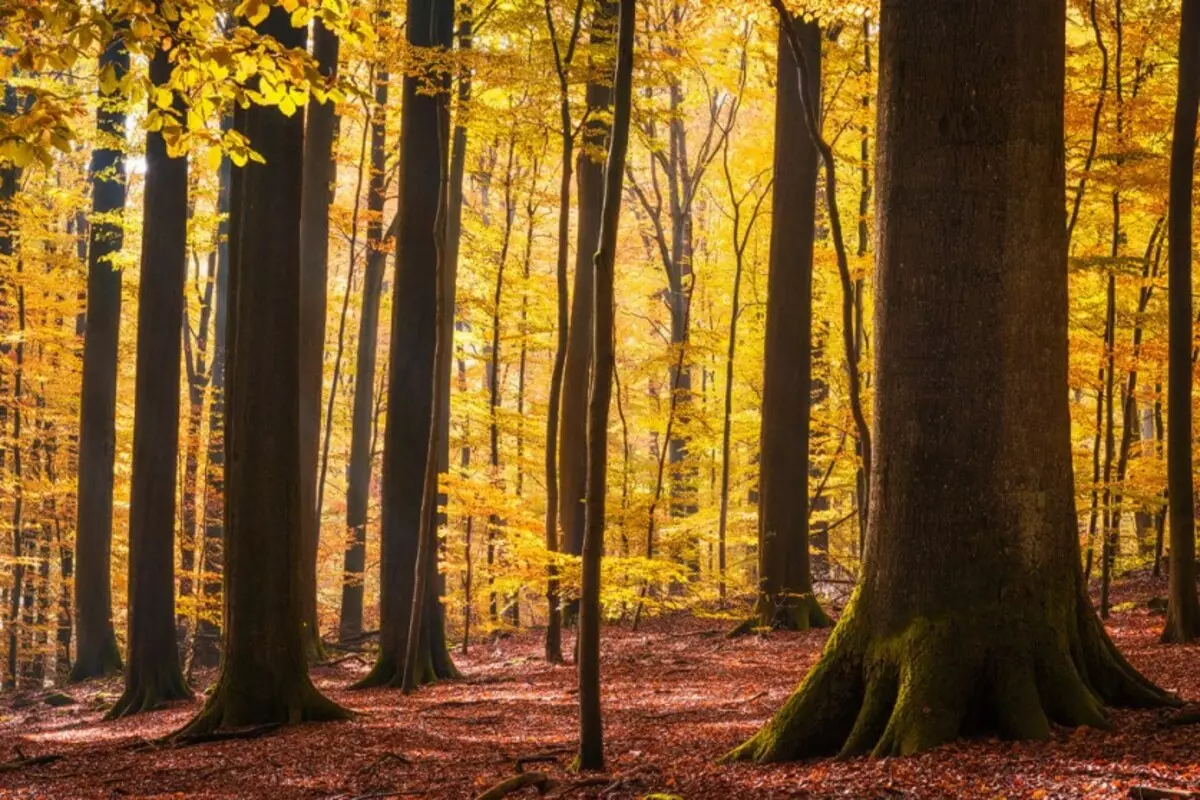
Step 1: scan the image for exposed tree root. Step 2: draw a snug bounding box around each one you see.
[105,673,192,720]
[726,590,1179,762]
[473,771,554,800]
[727,592,831,637]
[0,753,62,772]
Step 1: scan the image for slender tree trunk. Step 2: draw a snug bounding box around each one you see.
[177,6,348,734]
[72,33,128,682]
[560,0,617,561]
[341,52,390,643]
[577,0,634,772]
[298,18,341,663]
[194,123,231,671]
[356,0,457,689]
[5,263,24,688]
[109,32,192,717]
[1163,0,1200,643]
[732,0,1174,762]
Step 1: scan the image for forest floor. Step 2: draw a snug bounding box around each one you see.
[0,573,1198,799]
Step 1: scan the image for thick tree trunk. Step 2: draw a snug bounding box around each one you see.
[577,0,634,772]
[194,124,231,671]
[1163,0,1200,643]
[731,0,1174,761]
[356,0,458,689]
[178,7,348,734]
[340,57,389,644]
[560,0,617,561]
[72,34,128,682]
[298,18,340,663]
[743,18,828,633]
[109,35,191,717]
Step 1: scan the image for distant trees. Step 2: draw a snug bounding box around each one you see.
[731,0,1173,761]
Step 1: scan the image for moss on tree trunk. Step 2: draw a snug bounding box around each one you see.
[732,0,1176,760]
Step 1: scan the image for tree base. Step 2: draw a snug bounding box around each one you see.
[351,649,457,690]
[106,671,192,720]
[727,593,832,637]
[68,637,123,683]
[176,674,350,737]
[727,589,1177,761]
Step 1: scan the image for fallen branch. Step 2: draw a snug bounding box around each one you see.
[474,771,554,800]
[320,653,369,668]
[514,748,571,773]
[174,723,283,747]
[1168,706,1200,726]
[547,776,610,797]
[0,753,62,773]
[1128,787,1200,799]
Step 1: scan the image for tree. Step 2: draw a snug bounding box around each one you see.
[729,0,1174,761]
[299,16,341,663]
[179,6,348,733]
[108,22,191,717]
[340,20,390,644]
[356,0,458,689]
[577,0,634,772]
[1163,0,1200,644]
[733,16,829,633]
[72,30,128,682]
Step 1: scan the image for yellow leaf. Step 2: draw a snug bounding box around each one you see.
[153,87,173,110]
[205,146,223,172]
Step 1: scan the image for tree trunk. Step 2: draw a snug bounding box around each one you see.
[108,34,191,717]
[577,0,634,772]
[1163,0,1200,643]
[356,0,458,689]
[340,54,390,644]
[178,6,348,734]
[731,0,1174,761]
[298,18,340,663]
[72,33,128,682]
[194,120,232,671]
[744,18,828,632]
[560,0,617,561]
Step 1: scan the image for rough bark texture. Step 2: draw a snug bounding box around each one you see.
[72,34,128,682]
[109,37,191,718]
[1163,0,1200,644]
[299,18,340,663]
[560,0,617,560]
[746,17,829,633]
[340,53,389,644]
[730,0,1174,762]
[178,7,348,734]
[357,0,458,690]
[577,0,634,772]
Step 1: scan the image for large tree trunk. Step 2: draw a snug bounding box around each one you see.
[298,18,340,663]
[72,34,128,682]
[731,0,1174,761]
[356,0,458,689]
[108,33,191,717]
[744,17,828,633]
[576,0,634,772]
[559,0,617,561]
[340,52,389,644]
[1163,0,1200,643]
[178,7,348,734]
[194,122,231,671]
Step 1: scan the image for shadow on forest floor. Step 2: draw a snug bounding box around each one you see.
[0,572,1197,799]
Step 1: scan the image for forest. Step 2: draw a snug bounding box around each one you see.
[2,0,1200,796]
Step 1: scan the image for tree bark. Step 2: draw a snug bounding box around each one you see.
[356,0,458,689]
[576,0,634,772]
[298,17,340,663]
[1163,0,1200,643]
[730,0,1175,761]
[340,47,390,644]
[108,32,192,718]
[72,33,128,682]
[178,6,348,734]
[745,17,828,632]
